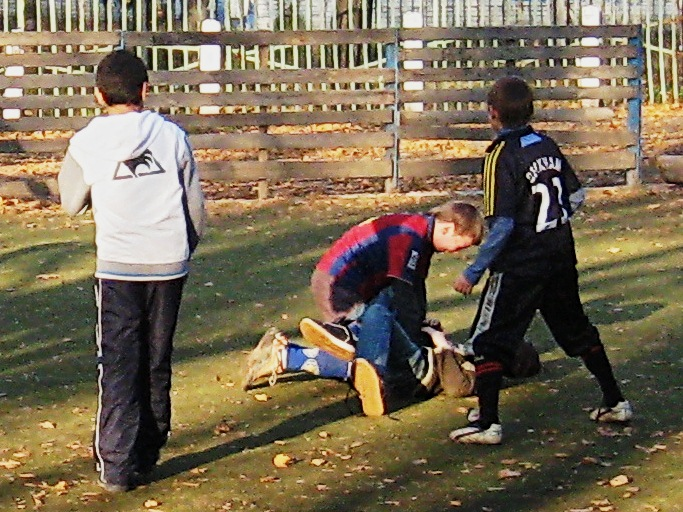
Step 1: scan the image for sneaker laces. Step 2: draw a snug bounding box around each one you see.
[268,332,288,387]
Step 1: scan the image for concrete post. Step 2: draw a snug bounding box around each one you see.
[578,5,601,108]
[402,11,424,113]
[199,18,222,115]
[2,41,24,121]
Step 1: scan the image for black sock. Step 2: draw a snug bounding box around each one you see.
[474,360,504,426]
[581,345,624,407]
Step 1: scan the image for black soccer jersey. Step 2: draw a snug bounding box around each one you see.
[482,125,582,275]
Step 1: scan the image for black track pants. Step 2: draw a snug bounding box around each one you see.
[94,277,185,486]
[470,265,601,370]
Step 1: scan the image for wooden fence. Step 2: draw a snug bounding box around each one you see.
[0,25,643,191]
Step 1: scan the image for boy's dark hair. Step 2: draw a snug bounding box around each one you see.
[428,201,484,245]
[487,76,534,127]
[96,50,149,107]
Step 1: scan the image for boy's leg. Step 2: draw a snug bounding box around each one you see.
[450,272,539,444]
[285,343,351,380]
[354,289,394,375]
[386,320,438,392]
[135,278,185,474]
[540,265,630,422]
[94,279,145,488]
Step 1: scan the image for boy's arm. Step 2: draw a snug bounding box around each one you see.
[454,216,514,294]
[455,142,517,294]
[180,137,207,253]
[561,151,585,214]
[58,151,91,215]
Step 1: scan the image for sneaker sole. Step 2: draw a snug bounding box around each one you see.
[352,359,385,417]
[299,318,355,362]
[449,427,502,445]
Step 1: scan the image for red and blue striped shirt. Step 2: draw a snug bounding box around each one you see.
[316,213,435,301]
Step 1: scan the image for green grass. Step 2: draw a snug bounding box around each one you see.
[0,188,681,512]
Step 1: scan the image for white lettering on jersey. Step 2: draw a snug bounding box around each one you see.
[525,156,562,184]
[407,250,419,270]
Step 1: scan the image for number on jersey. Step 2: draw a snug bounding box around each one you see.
[531,175,569,232]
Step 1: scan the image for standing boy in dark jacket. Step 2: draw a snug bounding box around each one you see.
[449,76,631,445]
[59,50,206,490]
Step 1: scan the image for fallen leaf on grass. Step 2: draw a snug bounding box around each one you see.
[498,469,522,479]
[0,459,21,469]
[39,421,56,429]
[253,393,270,402]
[449,500,462,507]
[273,453,293,468]
[214,419,237,435]
[316,484,329,491]
[144,499,161,508]
[36,274,60,280]
[609,474,631,487]
[310,458,326,467]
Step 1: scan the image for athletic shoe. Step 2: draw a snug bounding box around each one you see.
[352,358,385,416]
[98,478,133,493]
[242,327,287,390]
[589,400,633,423]
[449,422,503,445]
[299,317,355,362]
[466,407,480,423]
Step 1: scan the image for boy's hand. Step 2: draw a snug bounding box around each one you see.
[453,274,474,295]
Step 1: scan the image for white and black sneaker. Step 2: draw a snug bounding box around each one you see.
[299,317,356,361]
[589,400,633,423]
[449,421,503,445]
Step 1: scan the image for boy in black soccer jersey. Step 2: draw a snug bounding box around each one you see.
[448,76,632,445]
[59,50,206,490]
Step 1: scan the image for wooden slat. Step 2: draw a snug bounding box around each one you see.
[146,90,395,109]
[399,150,635,178]
[0,31,120,45]
[401,107,615,125]
[198,159,392,181]
[566,150,636,171]
[400,126,635,146]
[171,110,393,130]
[189,132,393,150]
[401,65,639,82]
[0,73,97,89]
[2,94,95,109]
[0,52,105,67]
[550,130,636,146]
[150,68,396,87]
[0,139,68,153]
[399,126,492,141]
[125,28,397,48]
[0,117,89,132]
[400,85,637,104]
[397,25,640,42]
[401,44,637,63]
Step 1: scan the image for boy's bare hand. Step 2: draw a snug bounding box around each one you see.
[453,274,474,295]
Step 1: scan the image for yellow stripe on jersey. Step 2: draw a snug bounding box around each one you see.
[483,141,505,217]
